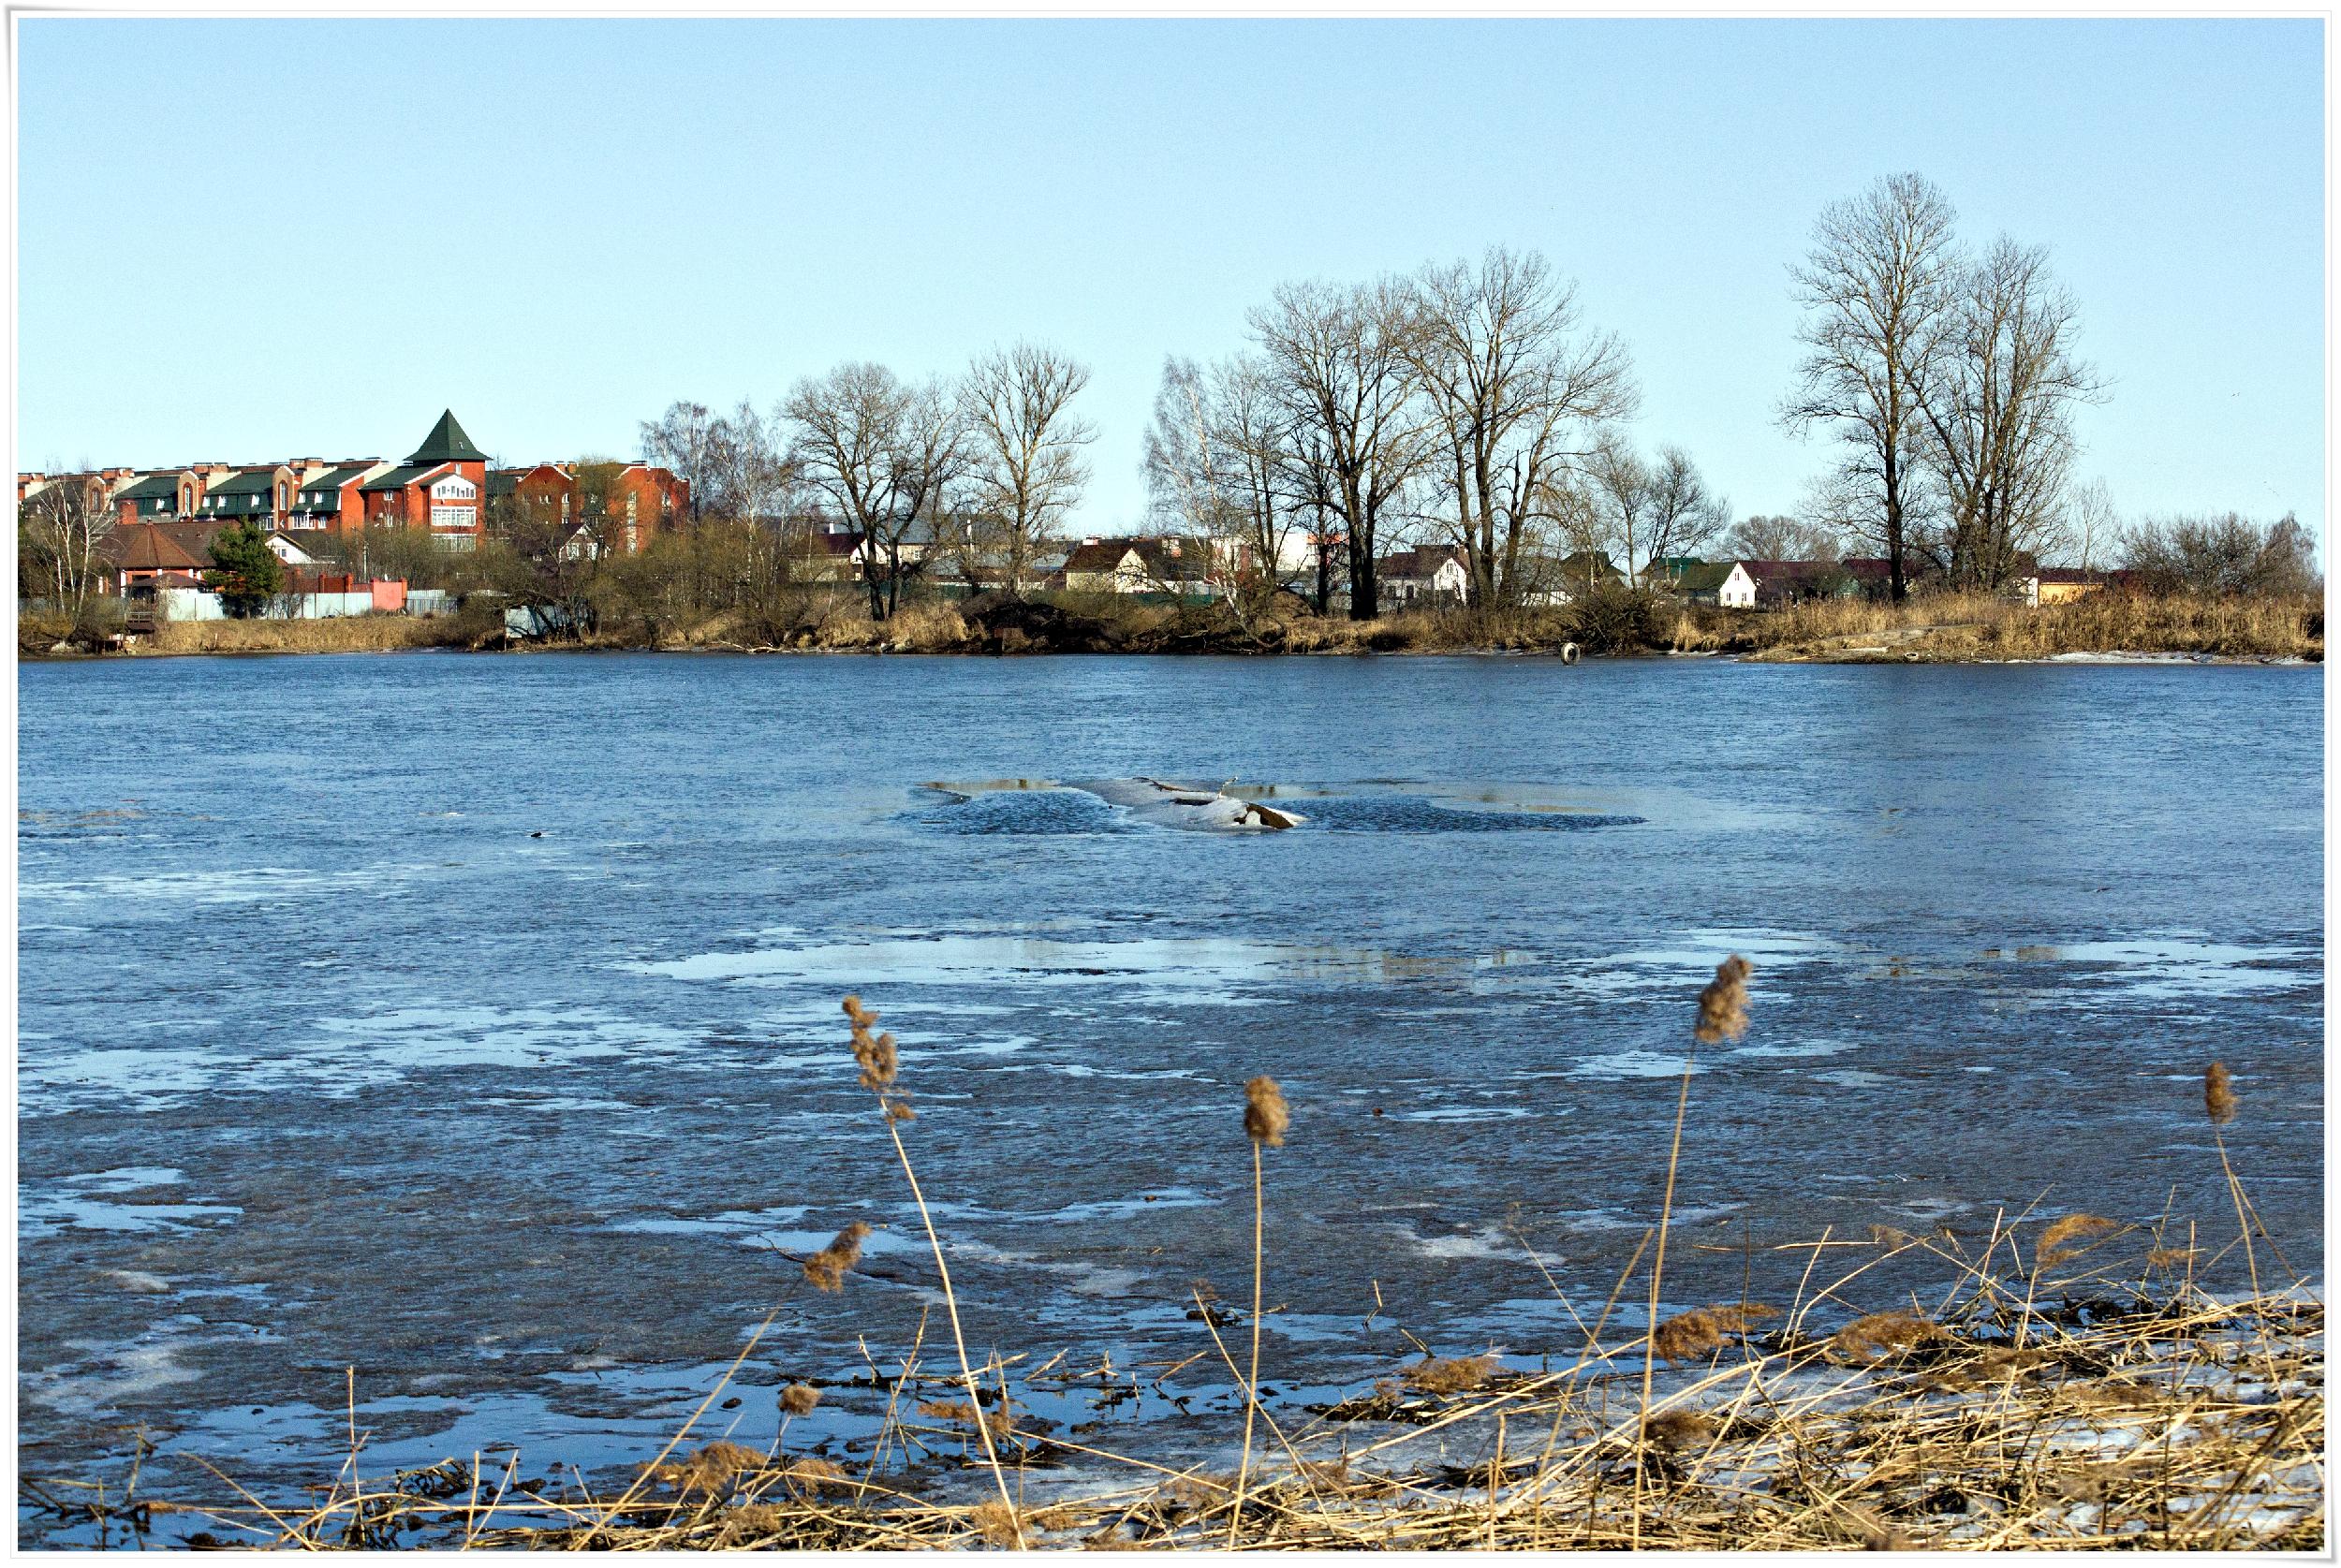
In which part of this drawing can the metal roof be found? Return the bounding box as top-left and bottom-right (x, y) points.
(405, 410), (487, 465)
(361, 463), (442, 493)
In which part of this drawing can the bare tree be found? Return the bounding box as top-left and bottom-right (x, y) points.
(1723, 512), (1841, 564)
(640, 401), (722, 523)
(1406, 246), (1638, 608)
(784, 363), (969, 619)
(19, 473), (115, 631)
(2121, 512), (2320, 598)
(1587, 438), (1729, 584)
(961, 344), (1096, 598)
(1143, 353), (1309, 624)
(2064, 478), (2117, 573)
(1913, 236), (2101, 589)
(1249, 277), (1427, 619)
(1782, 172), (1961, 601)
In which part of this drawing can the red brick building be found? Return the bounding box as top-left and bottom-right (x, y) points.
(359, 412), (491, 550)
(22, 410), (688, 558)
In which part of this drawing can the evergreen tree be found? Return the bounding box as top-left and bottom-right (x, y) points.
(204, 521), (286, 618)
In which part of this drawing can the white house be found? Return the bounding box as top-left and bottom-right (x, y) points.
(1376, 545), (1469, 607)
(1666, 560), (1759, 608)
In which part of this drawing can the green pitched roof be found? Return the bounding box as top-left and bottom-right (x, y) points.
(406, 410), (487, 465)
(361, 463), (444, 493)
(1670, 562), (1736, 594)
(204, 467), (283, 497)
(116, 473), (184, 501)
(295, 466), (374, 504)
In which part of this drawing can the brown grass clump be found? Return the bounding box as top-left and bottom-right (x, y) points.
(778, 1384), (821, 1417)
(1643, 1409), (1717, 1451)
(774, 1457), (848, 1498)
(647, 1441), (767, 1496)
(1832, 1311), (1948, 1362)
(1653, 1303), (1779, 1362)
(802, 1222), (871, 1292)
(1400, 1354), (1500, 1395)
(1693, 956), (1752, 1044)
(1243, 1076), (1288, 1146)
(2204, 1061), (2238, 1124)
(1155, 1471), (1238, 1517)
(969, 1500), (1023, 1546)
(2037, 1212), (2120, 1267)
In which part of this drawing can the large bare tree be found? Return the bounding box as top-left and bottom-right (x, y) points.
(19, 472), (115, 632)
(1722, 512), (1840, 564)
(640, 401), (722, 523)
(1912, 237), (2101, 589)
(1406, 246), (1638, 608)
(1782, 172), (1961, 601)
(1587, 438), (1730, 584)
(961, 344), (1096, 598)
(784, 363), (968, 619)
(1142, 353), (1308, 621)
(1248, 277), (1427, 619)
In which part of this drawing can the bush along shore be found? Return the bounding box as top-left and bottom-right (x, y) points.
(24, 965), (2321, 1551)
(19, 588), (2324, 665)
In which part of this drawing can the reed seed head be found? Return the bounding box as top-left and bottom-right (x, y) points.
(1244, 1076), (1289, 1147)
(802, 1221), (872, 1292)
(850, 1020), (899, 1092)
(2204, 1061), (2238, 1124)
(779, 1383), (822, 1417)
(1694, 956), (1753, 1045)
(2036, 1213), (2118, 1267)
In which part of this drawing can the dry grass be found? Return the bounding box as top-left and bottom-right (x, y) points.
(137, 613), (487, 656)
(42, 968), (2322, 1553)
(1671, 591), (2322, 663)
(1400, 1354), (1503, 1395)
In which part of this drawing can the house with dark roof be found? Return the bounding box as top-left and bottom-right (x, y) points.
(287, 464), (386, 532)
(1376, 545), (1468, 607)
(25, 407), (694, 564)
(111, 471), (203, 525)
(1659, 560), (1757, 608)
(1737, 559), (1863, 608)
(359, 412), (489, 550)
(1059, 535), (1218, 597)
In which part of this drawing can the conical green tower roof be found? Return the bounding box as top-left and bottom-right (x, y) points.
(407, 410), (488, 465)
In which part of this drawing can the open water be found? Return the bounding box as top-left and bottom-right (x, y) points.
(16, 651), (2324, 1543)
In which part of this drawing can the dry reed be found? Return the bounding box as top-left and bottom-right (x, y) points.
(62, 965), (2321, 1555)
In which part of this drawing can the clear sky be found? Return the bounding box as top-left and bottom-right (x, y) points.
(15, 17), (2327, 541)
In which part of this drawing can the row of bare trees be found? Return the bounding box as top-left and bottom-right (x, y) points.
(640, 344), (1097, 620)
(1144, 246), (1736, 620)
(1783, 171), (2103, 598)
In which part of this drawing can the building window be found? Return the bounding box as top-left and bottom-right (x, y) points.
(433, 532), (477, 553)
(430, 505), (473, 531)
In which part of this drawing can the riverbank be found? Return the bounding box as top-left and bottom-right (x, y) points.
(1677, 591), (2323, 664)
(37, 1273), (2322, 1563)
(18, 589), (2321, 663)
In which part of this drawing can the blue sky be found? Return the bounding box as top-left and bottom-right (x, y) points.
(16, 18), (2327, 541)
